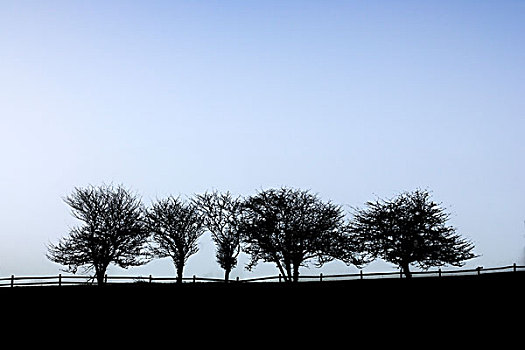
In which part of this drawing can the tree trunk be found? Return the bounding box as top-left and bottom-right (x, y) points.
(401, 263), (412, 279)
(224, 267), (231, 283)
(95, 268), (106, 286)
(285, 261), (293, 283)
(176, 262), (184, 284)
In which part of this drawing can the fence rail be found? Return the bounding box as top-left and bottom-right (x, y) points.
(1, 263), (523, 287)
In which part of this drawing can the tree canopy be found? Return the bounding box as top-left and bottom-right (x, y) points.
(241, 187), (350, 282)
(193, 191), (244, 282)
(147, 196), (205, 283)
(349, 189), (476, 278)
(46, 184), (478, 283)
(47, 184), (150, 285)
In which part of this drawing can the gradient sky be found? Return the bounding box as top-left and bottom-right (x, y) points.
(1, 1), (524, 279)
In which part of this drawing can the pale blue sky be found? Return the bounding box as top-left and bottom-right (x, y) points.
(1, 1), (524, 278)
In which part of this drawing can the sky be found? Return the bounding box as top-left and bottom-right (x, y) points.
(1, 1), (524, 279)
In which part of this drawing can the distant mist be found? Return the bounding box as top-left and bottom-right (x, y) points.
(522, 221), (525, 265)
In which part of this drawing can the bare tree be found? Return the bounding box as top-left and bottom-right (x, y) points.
(47, 184), (150, 285)
(147, 196), (205, 283)
(349, 189), (477, 278)
(241, 187), (349, 282)
(193, 191), (243, 282)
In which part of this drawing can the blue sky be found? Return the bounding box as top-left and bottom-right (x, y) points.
(1, 1), (524, 278)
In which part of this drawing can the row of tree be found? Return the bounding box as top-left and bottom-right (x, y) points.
(47, 184), (477, 285)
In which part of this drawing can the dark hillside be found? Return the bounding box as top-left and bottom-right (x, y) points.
(3, 271), (523, 341)
(4, 271), (523, 315)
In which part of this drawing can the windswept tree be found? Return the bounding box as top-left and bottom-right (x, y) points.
(47, 184), (150, 285)
(193, 191), (243, 282)
(147, 196), (205, 283)
(350, 189), (477, 278)
(241, 187), (350, 282)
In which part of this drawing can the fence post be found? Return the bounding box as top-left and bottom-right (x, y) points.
(149, 275), (152, 283)
(513, 263), (516, 272)
(438, 268), (442, 278)
(59, 274), (62, 287)
(11, 275), (14, 288)
(400, 269), (403, 279)
(193, 275), (196, 283)
(104, 274), (108, 284)
(236, 276), (239, 283)
(477, 266), (482, 276)
(360, 270), (363, 280)
(279, 274), (282, 283)
(320, 273), (323, 282)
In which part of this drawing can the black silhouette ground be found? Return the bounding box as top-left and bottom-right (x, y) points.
(3, 271), (523, 342)
(4, 271), (523, 315)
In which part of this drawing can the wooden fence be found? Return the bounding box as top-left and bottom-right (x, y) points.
(1, 263), (523, 287)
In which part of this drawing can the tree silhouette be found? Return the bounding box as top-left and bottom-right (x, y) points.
(350, 189), (476, 278)
(47, 184), (150, 285)
(241, 187), (347, 282)
(147, 196), (205, 284)
(193, 191), (243, 282)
